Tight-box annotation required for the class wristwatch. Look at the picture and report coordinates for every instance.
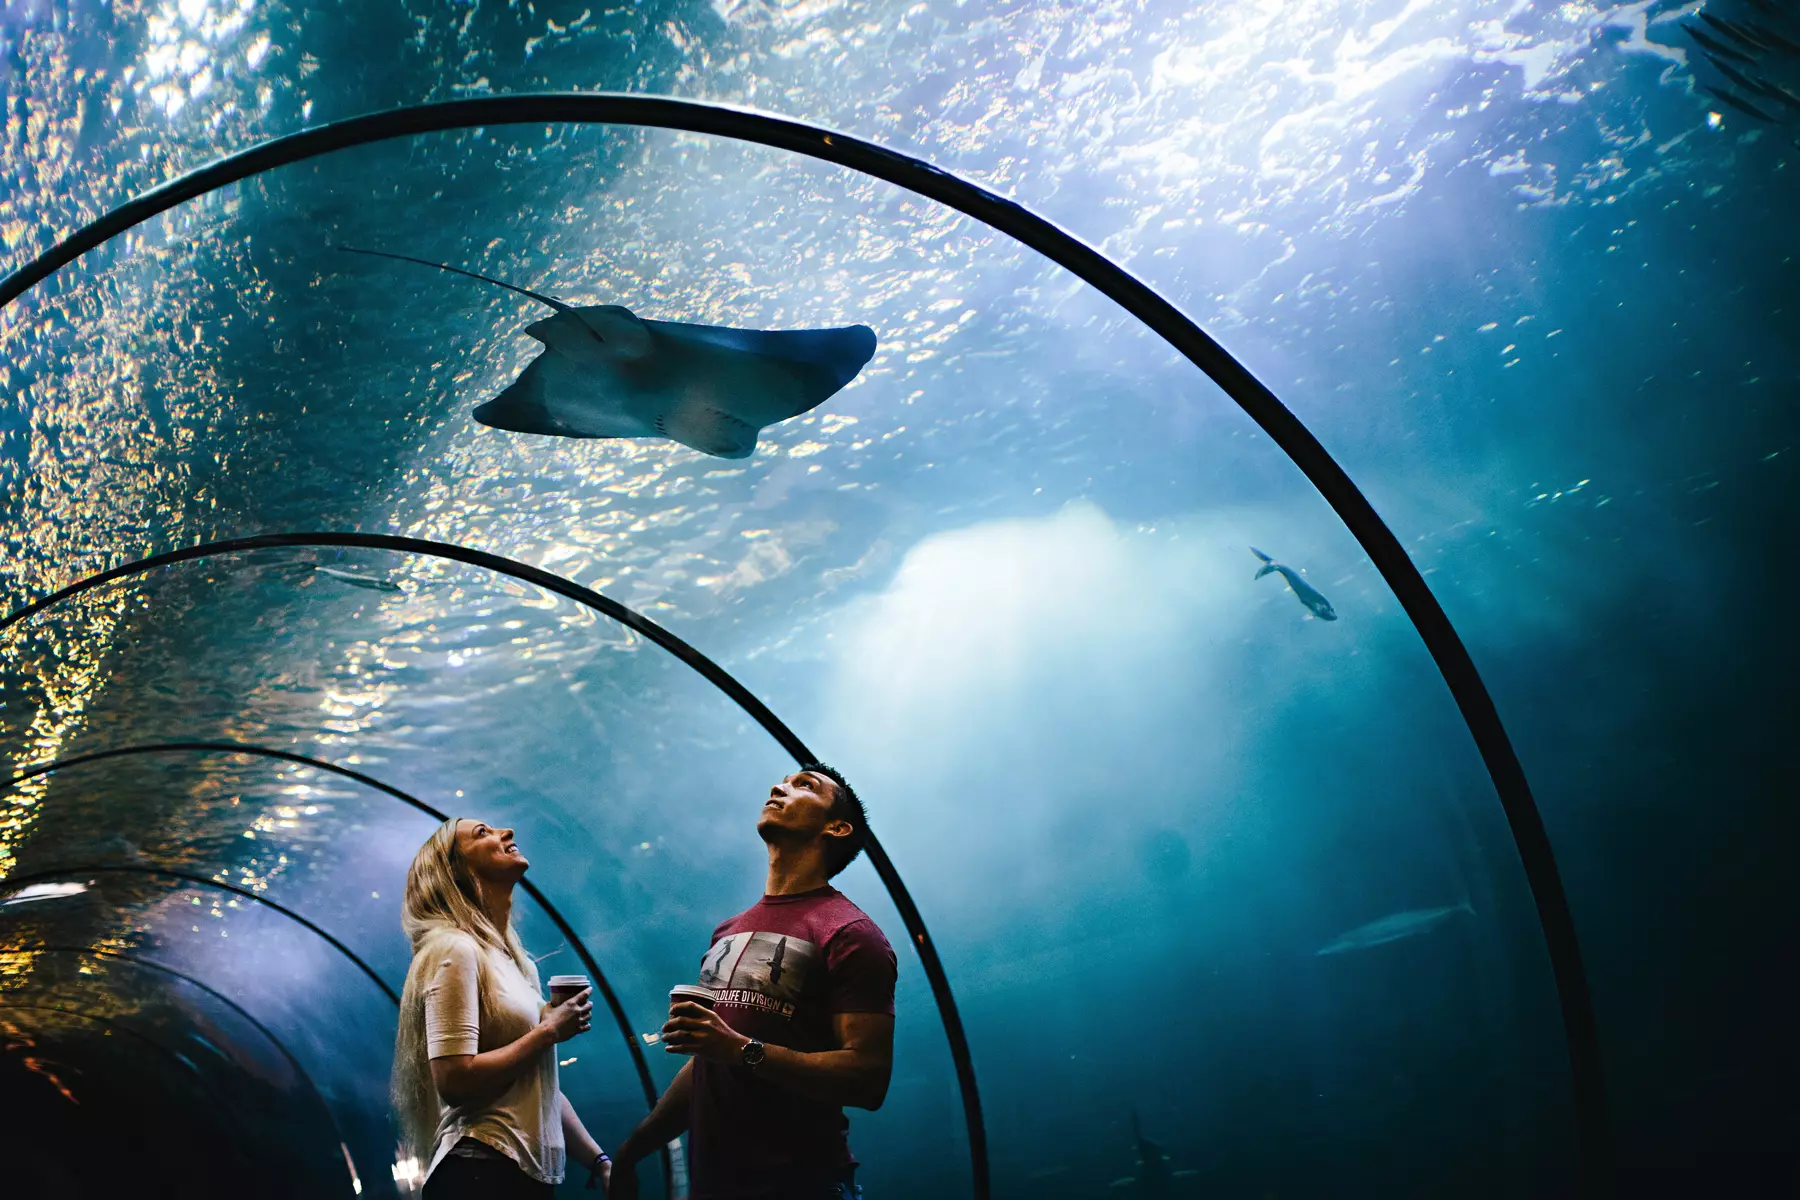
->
[740,1038,767,1070]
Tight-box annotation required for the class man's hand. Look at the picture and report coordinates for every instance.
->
[602,1159,636,1198]
[660,1001,747,1064]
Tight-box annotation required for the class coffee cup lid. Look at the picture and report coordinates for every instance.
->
[548,975,591,986]
[669,984,715,997]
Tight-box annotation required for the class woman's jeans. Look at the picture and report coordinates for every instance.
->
[421,1142,554,1200]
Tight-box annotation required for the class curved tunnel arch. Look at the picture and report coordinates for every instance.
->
[0,94,1609,1193]
[1,530,971,1196]
[1,738,667,1119]
[3,735,677,1194]
[9,945,362,1194]
[0,1002,249,1131]
[1,864,399,1003]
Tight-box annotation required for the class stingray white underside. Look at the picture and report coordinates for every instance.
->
[474,305,877,460]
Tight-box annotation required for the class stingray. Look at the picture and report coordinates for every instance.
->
[342,247,877,460]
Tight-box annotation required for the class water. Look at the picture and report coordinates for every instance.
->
[1,1,1795,1196]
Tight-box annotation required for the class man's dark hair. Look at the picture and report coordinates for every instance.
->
[804,762,868,878]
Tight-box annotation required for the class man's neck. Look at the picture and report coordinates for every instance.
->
[764,843,831,897]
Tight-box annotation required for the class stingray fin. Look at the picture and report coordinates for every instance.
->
[658,403,762,460]
[650,321,877,391]
[473,354,644,439]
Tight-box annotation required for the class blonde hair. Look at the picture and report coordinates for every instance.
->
[390,818,538,1163]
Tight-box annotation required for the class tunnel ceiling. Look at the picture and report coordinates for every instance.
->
[8,1,1784,1192]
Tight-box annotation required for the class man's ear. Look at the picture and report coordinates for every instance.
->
[822,819,854,841]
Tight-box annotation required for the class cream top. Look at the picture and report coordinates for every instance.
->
[421,931,565,1184]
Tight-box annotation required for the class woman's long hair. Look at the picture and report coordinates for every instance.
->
[390,818,537,1164]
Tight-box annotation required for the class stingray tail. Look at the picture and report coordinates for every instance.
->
[336,245,572,312]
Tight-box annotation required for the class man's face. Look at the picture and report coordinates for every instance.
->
[758,770,844,845]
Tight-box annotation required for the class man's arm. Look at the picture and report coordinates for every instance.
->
[607,1058,694,1196]
[661,1005,895,1110]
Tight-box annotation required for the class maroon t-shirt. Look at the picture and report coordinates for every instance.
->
[687,886,897,1198]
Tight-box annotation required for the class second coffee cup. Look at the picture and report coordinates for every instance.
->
[669,983,717,1012]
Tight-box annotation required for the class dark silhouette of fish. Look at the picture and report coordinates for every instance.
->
[1687,22,1758,65]
[1705,84,1779,122]
[1700,12,1770,52]
[1764,81,1800,112]
[1746,21,1800,57]
[1315,902,1475,956]
[340,247,877,460]
[1108,1111,1198,1193]
[1709,54,1781,98]
[312,565,402,593]
[1250,547,1337,621]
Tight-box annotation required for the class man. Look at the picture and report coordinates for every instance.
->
[608,765,897,1200]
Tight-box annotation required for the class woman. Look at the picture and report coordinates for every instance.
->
[393,817,611,1197]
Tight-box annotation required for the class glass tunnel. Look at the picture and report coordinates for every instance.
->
[1,4,1795,1198]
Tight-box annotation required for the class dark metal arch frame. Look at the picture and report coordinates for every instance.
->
[2,530,983,1195]
[10,944,362,1194]
[1,863,398,1003]
[0,94,1609,1192]
[2,743,677,1196]
[0,1001,249,1138]
[1,739,662,1118]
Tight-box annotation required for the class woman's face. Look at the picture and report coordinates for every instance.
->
[455,819,529,885]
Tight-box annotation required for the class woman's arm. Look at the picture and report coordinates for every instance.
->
[431,988,592,1109]
[560,1093,610,1188]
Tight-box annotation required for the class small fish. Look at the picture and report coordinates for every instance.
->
[1315,902,1475,956]
[1700,12,1770,52]
[1745,21,1800,57]
[1763,81,1800,112]
[1686,22,1758,65]
[1704,85,1779,122]
[1250,547,1337,621]
[1107,1111,1198,1193]
[312,565,403,593]
[1708,53,1781,98]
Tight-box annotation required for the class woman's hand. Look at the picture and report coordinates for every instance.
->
[603,1160,636,1198]
[540,987,593,1043]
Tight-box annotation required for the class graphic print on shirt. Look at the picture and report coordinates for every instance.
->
[696,931,819,1019]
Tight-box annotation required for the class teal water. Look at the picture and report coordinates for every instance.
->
[0,1,1795,1196]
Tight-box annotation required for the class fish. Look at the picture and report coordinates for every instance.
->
[1763,81,1800,112]
[1250,546,1337,621]
[1314,902,1475,956]
[1704,85,1779,122]
[1106,1111,1199,1193]
[1708,53,1781,98]
[1745,21,1800,57]
[1700,12,1771,52]
[1686,22,1758,65]
[312,564,404,593]
[340,246,877,461]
